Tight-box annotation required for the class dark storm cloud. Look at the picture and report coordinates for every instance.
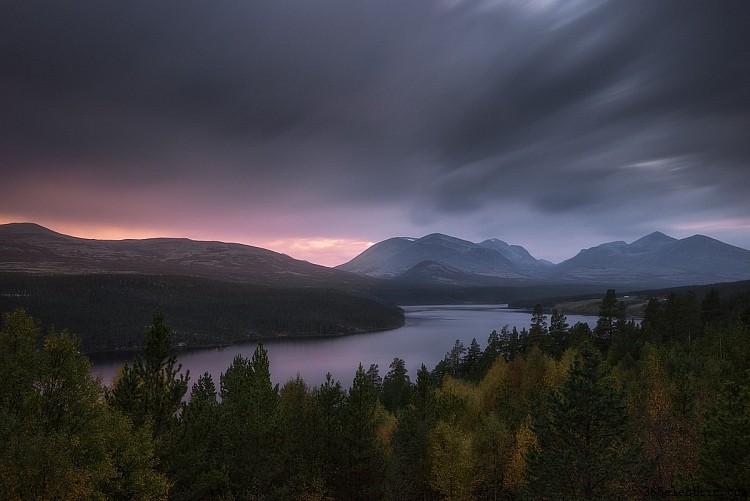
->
[2,0,750,259]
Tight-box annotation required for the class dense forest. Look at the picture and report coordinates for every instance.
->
[0,273,405,352]
[1,287,749,500]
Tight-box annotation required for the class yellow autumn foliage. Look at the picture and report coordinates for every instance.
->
[504,419,537,490]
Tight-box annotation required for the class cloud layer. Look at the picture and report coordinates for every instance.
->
[2,0,749,264]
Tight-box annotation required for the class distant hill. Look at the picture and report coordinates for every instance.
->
[550,232,750,287]
[336,233,532,284]
[339,230,750,289]
[478,238,554,278]
[0,222,374,289]
[0,223,404,351]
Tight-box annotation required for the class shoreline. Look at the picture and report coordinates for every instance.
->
[85,318,407,359]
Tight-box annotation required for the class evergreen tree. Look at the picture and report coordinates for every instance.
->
[528,304,549,351]
[0,309,168,499]
[525,346,644,500]
[219,344,280,499]
[314,372,347,497]
[392,365,436,500]
[568,321,593,348]
[518,327,529,355]
[448,339,466,378]
[366,363,383,399]
[595,289,624,352]
[107,309,189,471]
[342,364,387,500]
[663,292,701,343]
[275,375,329,499]
[549,309,569,356]
[642,297,664,342]
[700,377,750,489]
[480,328,502,371]
[171,373,229,500]
[701,288,723,328]
[382,357,412,412]
[463,337,483,380]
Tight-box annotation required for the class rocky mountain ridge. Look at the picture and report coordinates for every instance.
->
[3,223,750,289]
[338,231,750,288]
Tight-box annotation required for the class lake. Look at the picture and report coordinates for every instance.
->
[90,304,599,389]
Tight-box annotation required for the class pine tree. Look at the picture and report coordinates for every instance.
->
[366,363,383,399]
[463,337,483,380]
[393,364,437,499]
[382,357,412,413]
[107,309,189,471]
[595,289,623,351]
[0,309,168,500]
[275,375,329,499]
[342,364,387,500]
[448,339,466,377]
[525,346,644,500]
[171,373,229,500]
[480,328,502,371]
[528,304,549,351]
[549,309,569,356]
[701,288,723,328]
[700,377,750,489]
[219,344,280,499]
[314,372,347,497]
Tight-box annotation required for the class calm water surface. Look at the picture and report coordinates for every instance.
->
[90,305,598,388]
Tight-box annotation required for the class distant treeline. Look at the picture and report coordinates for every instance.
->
[1,285,749,499]
[0,272,404,352]
[512,278,750,315]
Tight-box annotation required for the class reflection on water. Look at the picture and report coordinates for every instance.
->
[90,305,598,388]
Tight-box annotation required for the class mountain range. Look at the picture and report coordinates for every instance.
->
[3,222,750,289]
[337,231,750,288]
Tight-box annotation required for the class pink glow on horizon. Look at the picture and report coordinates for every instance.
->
[262,238,375,266]
[0,216,372,267]
[672,218,750,233]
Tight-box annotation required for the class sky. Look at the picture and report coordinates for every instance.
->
[2,0,749,266]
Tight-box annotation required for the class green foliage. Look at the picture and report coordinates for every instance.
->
[382,357,412,413]
[548,309,569,356]
[594,289,625,351]
[219,344,280,499]
[0,272,404,352]
[528,303,549,351]
[107,309,189,476]
[342,364,387,500]
[461,337,482,380]
[525,346,645,500]
[275,375,331,500]
[314,373,347,497]
[701,288,723,327]
[171,373,230,500]
[0,308,168,500]
[3,282,750,498]
[700,377,750,489]
[366,363,383,399]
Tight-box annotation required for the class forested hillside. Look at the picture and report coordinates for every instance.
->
[1,286,749,499]
[0,272,404,352]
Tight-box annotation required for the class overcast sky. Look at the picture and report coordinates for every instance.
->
[2,0,749,266]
